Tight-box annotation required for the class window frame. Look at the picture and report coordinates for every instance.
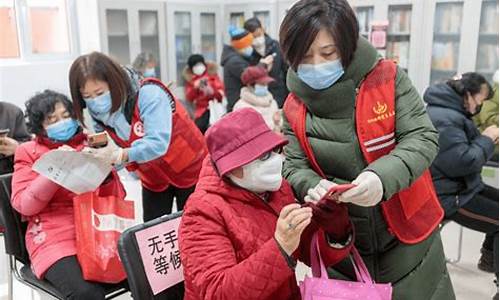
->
[0,0,79,64]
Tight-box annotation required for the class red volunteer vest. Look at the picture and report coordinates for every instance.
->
[104,78,207,192]
[283,60,443,244]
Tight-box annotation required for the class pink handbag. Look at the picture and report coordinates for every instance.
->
[299,233,392,300]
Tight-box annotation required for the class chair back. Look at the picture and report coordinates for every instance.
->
[0,173,29,264]
[118,212,184,300]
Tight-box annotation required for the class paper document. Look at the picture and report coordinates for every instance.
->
[33,150,112,194]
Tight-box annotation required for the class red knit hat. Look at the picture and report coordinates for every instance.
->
[205,108,288,176]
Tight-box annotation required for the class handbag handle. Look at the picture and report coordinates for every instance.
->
[310,232,375,283]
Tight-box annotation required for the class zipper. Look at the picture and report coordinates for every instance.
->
[252,192,280,217]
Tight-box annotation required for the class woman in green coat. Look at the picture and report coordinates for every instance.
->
[279,1,455,299]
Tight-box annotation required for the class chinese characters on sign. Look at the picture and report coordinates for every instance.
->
[136,216,183,295]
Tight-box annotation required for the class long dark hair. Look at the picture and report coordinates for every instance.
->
[69,52,131,124]
[446,72,494,99]
[279,0,359,70]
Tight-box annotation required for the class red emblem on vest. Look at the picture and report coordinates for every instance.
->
[133,121,145,137]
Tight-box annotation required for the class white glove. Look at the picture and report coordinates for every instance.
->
[338,171,383,207]
[82,137,124,166]
[304,179,337,203]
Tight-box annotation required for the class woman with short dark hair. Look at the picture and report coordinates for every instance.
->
[69,52,207,222]
[279,0,455,299]
[425,72,498,299]
[11,90,108,299]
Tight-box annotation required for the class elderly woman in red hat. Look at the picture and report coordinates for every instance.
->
[179,108,354,300]
[234,65,281,132]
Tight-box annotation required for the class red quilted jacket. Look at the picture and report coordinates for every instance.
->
[179,157,351,300]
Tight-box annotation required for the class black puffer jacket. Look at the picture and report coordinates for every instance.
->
[249,35,289,107]
[220,45,253,112]
[424,83,495,216]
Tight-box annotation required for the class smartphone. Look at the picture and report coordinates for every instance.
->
[319,184,357,202]
[0,129,10,138]
[88,132,108,148]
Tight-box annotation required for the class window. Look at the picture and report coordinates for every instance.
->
[201,13,216,62]
[27,0,70,54]
[174,12,191,85]
[0,0,77,62]
[476,0,499,82]
[430,2,463,84]
[253,11,270,30]
[0,0,20,58]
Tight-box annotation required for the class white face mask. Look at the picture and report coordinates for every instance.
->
[252,36,265,47]
[228,152,283,193]
[253,36,266,56]
[192,63,206,76]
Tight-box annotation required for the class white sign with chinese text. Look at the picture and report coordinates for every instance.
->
[135,216,183,295]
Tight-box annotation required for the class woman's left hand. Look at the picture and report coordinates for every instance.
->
[82,138,124,166]
[338,171,383,207]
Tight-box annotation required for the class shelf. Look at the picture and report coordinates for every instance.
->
[433,33,461,40]
[431,69,456,74]
[479,33,499,37]
[387,32,411,36]
[477,69,497,74]
[108,32,129,37]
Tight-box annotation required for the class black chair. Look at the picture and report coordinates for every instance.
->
[0,173,128,300]
[118,212,184,300]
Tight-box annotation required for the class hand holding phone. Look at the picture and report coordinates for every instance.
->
[88,132,108,148]
[319,184,357,202]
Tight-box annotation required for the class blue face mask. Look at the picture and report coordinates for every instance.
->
[297,59,345,90]
[46,118,79,142]
[143,68,156,78]
[254,84,269,97]
[241,47,254,58]
[84,91,112,115]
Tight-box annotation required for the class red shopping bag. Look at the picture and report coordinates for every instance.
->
[73,171,135,283]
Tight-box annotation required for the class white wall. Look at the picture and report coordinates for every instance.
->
[0,61,73,109]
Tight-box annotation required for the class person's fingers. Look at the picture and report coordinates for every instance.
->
[342,189,370,205]
[294,217,312,235]
[287,210,312,228]
[284,207,311,224]
[304,195,316,203]
[307,188,322,201]
[316,185,329,197]
[279,203,301,219]
[318,179,335,190]
[340,181,367,199]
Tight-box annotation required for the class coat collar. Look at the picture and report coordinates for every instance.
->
[196,156,294,215]
[286,37,379,119]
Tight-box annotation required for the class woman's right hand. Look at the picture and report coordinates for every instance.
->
[274,204,312,256]
[482,125,499,144]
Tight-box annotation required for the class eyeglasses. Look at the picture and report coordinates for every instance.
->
[258,147,283,161]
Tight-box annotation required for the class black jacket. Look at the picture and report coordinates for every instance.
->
[0,102,31,174]
[424,83,495,216]
[220,45,254,112]
[249,35,289,107]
